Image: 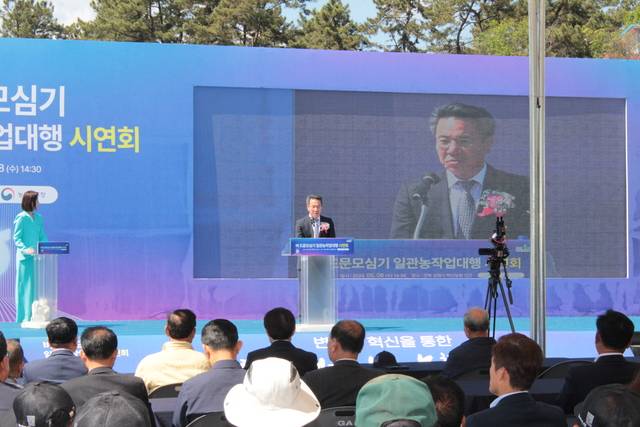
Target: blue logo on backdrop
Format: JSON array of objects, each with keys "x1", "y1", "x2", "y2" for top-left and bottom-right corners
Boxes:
[{"x1": 1, "y1": 188, "x2": 14, "y2": 201}]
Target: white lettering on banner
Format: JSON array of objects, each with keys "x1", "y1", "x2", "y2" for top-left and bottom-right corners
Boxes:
[{"x1": 0, "y1": 85, "x2": 65, "y2": 117}]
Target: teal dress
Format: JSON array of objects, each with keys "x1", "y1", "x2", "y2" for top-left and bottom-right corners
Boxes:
[{"x1": 13, "y1": 210, "x2": 47, "y2": 323}]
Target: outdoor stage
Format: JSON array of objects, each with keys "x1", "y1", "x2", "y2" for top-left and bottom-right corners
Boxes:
[{"x1": 1, "y1": 316, "x2": 634, "y2": 373}]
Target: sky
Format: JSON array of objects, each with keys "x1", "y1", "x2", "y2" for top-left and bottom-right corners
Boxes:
[{"x1": 50, "y1": 0, "x2": 379, "y2": 25}]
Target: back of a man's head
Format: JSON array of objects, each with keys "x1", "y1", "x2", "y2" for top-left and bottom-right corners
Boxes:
[
  {"x1": 7, "y1": 339, "x2": 24, "y2": 379},
  {"x1": 81, "y1": 326, "x2": 117, "y2": 361},
  {"x1": 13, "y1": 382, "x2": 75, "y2": 427},
  {"x1": 74, "y1": 391, "x2": 151, "y2": 427},
  {"x1": 0, "y1": 330, "x2": 8, "y2": 360},
  {"x1": 492, "y1": 333, "x2": 542, "y2": 391},
  {"x1": 0, "y1": 331, "x2": 8, "y2": 381},
  {"x1": 201, "y1": 319, "x2": 239, "y2": 351},
  {"x1": 575, "y1": 384, "x2": 640, "y2": 427},
  {"x1": 423, "y1": 375, "x2": 465, "y2": 427},
  {"x1": 596, "y1": 309, "x2": 634, "y2": 352},
  {"x1": 330, "y1": 320, "x2": 365, "y2": 354},
  {"x1": 46, "y1": 317, "x2": 78, "y2": 348},
  {"x1": 166, "y1": 309, "x2": 197, "y2": 340},
  {"x1": 263, "y1": 307, "x2": 296, "y2": 340},
  {"x1": 463, "y1": 308, "x2": 489, "y2": 337}
]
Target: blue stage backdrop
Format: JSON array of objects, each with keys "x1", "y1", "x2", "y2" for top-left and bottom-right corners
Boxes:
[{"x1": 0, "y1": 39, "x2": 639, "y2": 320}]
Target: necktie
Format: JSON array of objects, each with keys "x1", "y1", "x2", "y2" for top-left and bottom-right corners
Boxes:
[
  {"x1": 312, "y1": 219, "x2": 320, "y2": 238},
  {"x1": 457, "y1": 180, "x2": 476, "y2": 239}
]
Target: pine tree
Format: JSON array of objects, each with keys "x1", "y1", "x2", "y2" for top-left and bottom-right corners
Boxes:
[{"x1": 0, "y1": 0, "x2": 63, "y2": 38}]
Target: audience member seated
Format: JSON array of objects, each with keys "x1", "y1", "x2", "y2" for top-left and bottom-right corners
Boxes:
[
  {"x1": 135, "y1": 309, "x2": 209, "y2": 393},
  {"x1": 573, "y1": 384, "x2": 640, "y2": 427},
  {"x1": 7, "y1": 339, "x2": 25, "y2": 387},
  {"x1": 373, "y1": 350, "x2": 400, "y2": 369},
  {"x1": 0, "y1": 331, "x2": 22, "y2": 412},
  {"x1": 224, "y1": 357, "x2": 320, "y2": 427},
  {"x1": 423, "y1": 375, "x2": 465, "y2": 427},
  {"x1": 441, "y1": 307, "x2": 495, "y2": 379},
  {"x1": 12, "y1": 382, "x2": 75, "y2": 427},
  {"x1": 74, "y1": 390, "x2": 152, "y2": 427},
  {"x1": 244, "y1": 307, "x2": 318, "y2": 376},
  {"x1": 60, "y1": 326, "x2": 156, "y2": 425},
  {"x1": 173, "y1": 319, "x2": 245, "y2": 427},
  {"x1": 23, "y1": 317, "x2": 87, "y2": 384},
  {"x1": 557, "y1": 309, "x2": 638, "y2": 414},
  {"x1": 465, "y1": 333, "x2": 565, "y2": 427},
  {"x1": 303, "y1": 320, "x2": 383, "y2": 407},
  {"x1": 355, "y1": 374, "x2": 437, "y2": 427}
]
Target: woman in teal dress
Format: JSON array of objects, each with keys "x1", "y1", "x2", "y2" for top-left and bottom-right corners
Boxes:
[{"x1": 13, "y1": 191, "x2": 48, "y2": 323}]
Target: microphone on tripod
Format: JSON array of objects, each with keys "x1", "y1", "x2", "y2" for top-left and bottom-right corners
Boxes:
[{"x1": 412, "y1": 173, "x2": 440, "y2": 239}]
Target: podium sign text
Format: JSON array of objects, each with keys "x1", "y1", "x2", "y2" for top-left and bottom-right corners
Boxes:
[{"x1": 289, "y1": 238, "x2": 354, "y2": 256}]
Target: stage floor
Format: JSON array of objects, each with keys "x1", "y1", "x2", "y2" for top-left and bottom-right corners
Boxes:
[{"x1": 1, "y1": 316, "x2": 635, "y2": 373}]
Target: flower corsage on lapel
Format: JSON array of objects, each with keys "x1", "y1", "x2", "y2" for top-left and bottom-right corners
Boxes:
[{"x1": 477, "y1": 190, "x2": 515, "y2": 217}]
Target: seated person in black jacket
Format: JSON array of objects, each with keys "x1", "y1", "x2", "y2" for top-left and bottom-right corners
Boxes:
[
  {"x1": 557, "y1": 309, "x2": 639, "y2": 413},
  {"x1": 244, "y1": 307, "x2": 318, "y2": 376},
  {"x1": 303, "y1": 320, "x2": 383, "y2": 408},
  {"x1": 441, "y1": 307, "x2": 495, "y2": 379},
  {"x1": 466, "y1": 333, "x2": 565, "y2": 427}
]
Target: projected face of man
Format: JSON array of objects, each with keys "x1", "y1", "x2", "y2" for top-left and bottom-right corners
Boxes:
[
  {"x1": 435, "y1": 117, "x2": 493, "y2": 180},
  {"x1": 307, "y1": 198, "x2": 322, "y2": 220}
]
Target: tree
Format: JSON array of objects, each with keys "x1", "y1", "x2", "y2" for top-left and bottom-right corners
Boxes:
[
  {"x1": 81, "y1": 0, "x2": 187, "y2": 42},
  {"x1": 473, "y1": 16, "x2": 528, "y2": 56},
  {"x1": 293, "y1": 0, "x2": 369, "y2": 50},
  {"x1": 368, "y1": 0, "x2": 428, "y2": 52},
  {"x1": 205, "y1": 0, "x2": 292, "y2": 46},
  {"x1": 0, "y1": 0, "x2": 63, "y2": 38}
]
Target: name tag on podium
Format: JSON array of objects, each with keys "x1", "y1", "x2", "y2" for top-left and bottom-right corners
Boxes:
[
  {"x1": 38, "y1": 241, "x2": 70, "y2": 255},
  {"x1": 289, "y1": 238, "x2": 354, "y2": 256}
]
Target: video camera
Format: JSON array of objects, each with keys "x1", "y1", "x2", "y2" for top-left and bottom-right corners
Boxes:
[{"x1": 478, "y1": 216, "x2": 509, "y2": 259}]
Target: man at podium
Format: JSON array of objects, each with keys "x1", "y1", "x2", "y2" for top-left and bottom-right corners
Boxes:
[{"x1": 295, "y1": 195, "x2": 335, "y2": 238}]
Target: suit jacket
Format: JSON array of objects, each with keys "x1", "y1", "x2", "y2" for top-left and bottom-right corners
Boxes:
[
  {"x1": 60, "y1": 366, "x2": 155, "y2": 425},
  {"x1": 295, "y1": 215, "x2": 336, "y2": 238},
  {"x1": 390, "y1": 165, "x2": 529, "y2": 239},
  {"x1": 173, "y1": 359, "x2": 246, "y2": 427},
  {"x1": 441, "y1": 336, "x2": 496, "y2": 379},
  {"x1": 557, "y1": 354, "x2": 640, "y2": 413},
  {"x1": 0, "y1": 381, "x2": 21, "y2": 411},
  {"x1": 244, "y1": 340, "x2": 318, "y2": 377},
  {"x1": 302, "y1": 359, "x2": 383, "y2": 408},
  {"x1": 23, "y1": 349, "x2": 88, "y2": 384},
  {"x1": 466, "y1": 392, "x2": 565, "y2": 427}
]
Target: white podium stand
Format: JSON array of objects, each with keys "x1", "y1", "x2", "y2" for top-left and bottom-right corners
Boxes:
[{"x1": 21, "y1": 242, "x2": 69, "y2": 329}]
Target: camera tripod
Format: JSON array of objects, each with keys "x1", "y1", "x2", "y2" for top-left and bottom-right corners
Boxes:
[
  {"x1": 484, "y1": 252, "x2": 516, "y2": 337},
  {"x1": 479, "y1": 216, "x2": 516, "y2": 338}
]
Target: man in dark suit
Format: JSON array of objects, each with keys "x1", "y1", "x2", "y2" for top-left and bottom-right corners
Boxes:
[
  {"x1": 441, "y1": 307, "x2": 496, "y2": 379},
  {"x1": 0, "y1": 331, "x2": 21, "y2": 413},
  {"x1": 23, "y1": 317, "x2": 87, "y2": 384},
  {"x1": 303, "y1": 320, "x2": 383, "y2": 408},
  {"x1": 391, "y1": 103, "x2": 529, "y2": 239},
  {"x1": 466, "y1": 333, "x2": 565, "y2": 427},
  {"x1": 245, "y1": 307, "x2": 317, "y2": 376},
  {"x1": 295, "y1": 195, "x2": 336, "y2": 238},
  {"x1": 60, "y1": 326, "x2": 156, "y2": 425},
  {"x1": 173, "y1": 319, "x2": 245, "y2": 427},
  {"x1": 557, "y1": 309, "x2": 638, "y2": 413}
]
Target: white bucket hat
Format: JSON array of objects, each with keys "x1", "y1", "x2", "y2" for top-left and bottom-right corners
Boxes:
[{"x1": 224, "y1": 357, "x2": 321, "y2": 427}]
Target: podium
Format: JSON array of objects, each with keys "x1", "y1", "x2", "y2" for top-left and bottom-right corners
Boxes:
[
  {"x1": 284, "y1": 238, "x2": 354, "y2": 327},
  {"x1": 22, "y1": 241, "x2": 69, "y2": 328}
]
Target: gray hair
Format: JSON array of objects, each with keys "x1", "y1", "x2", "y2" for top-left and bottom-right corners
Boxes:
[
  {"x1": 306, "y1": 194, "x2": 323, "y2": 206},
  {"x1": 429, "y1": 103, "x2": 496, "y2": 140},
  {"x1": 463, "y1": 308, "x2": 490, "y2": 332}
]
